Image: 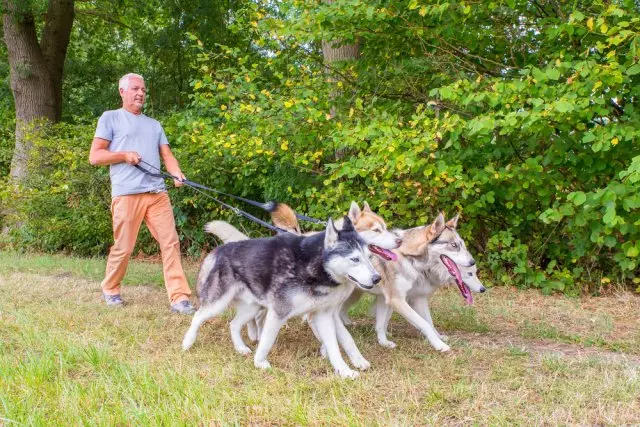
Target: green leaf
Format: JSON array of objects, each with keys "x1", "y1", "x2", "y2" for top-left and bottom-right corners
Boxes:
[
  {"x1": 604, "y1": 235, "x2": 617, "y2": 248},
  {"x1": 592, "y1": 141, "x2": 603, "y2": 152},
  {"x1": 571, "y1": 191, "x2": 586, "y2": 206},
  {"x1": 625, "y1": 63, "x2": 640, "y2": 75},
  {"x1": 555, "y1": 100, "x2": 574, "y2": 113},
  {"x1": 603, "y1": 207, "x2": 616, "y2": 225},
  {"x1": 546, "y1": 68, "x2": 560, "y2": 80},
  {"x1": 625, "y1": 245, "x2": 639, "y2": 258},
  {"x1": 531, "y1": 67, "x2": 546, "y2": 82}
]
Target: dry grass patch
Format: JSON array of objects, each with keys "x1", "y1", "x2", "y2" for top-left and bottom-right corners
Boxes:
[{"x1": 1, "y1": 255, "x2": 640, "y2": 425}]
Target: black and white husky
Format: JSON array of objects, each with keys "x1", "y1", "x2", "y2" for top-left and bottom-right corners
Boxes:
[{"x1": 182, "y1": 217, "x2": 381, "y2": 378}]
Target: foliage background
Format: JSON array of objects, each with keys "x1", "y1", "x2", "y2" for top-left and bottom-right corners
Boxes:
[{"x1": 1, "y1": 0, "x2": 639, "y2": 294}]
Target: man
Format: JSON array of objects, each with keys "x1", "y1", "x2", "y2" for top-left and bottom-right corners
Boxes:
[{"x1": 89, "y1": 73, "x2": 195, "y2": 314}]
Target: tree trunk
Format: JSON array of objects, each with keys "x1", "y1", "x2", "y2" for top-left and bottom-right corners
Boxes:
[
  {"x1": 2, "y1": 0, "x2": 74, "y2": 181},
  {"x1": 321, "y1": 0, "x2": 359, "y2": 158}
]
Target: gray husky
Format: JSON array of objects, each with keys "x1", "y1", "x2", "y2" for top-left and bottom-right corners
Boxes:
[{"x1": 182, "y1": 217, "x2": 381, "y2": 378}]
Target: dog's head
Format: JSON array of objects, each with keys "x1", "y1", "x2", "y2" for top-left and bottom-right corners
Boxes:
[
  {"x1": 348, "y1": 201, "x2": 401, "y2": 262},
  {"x1": 400, "y1": 213, "x2": 485, "y2": 304},
  {"x1": 323, "y1": 216, "x2": 381, "y2": 290}
]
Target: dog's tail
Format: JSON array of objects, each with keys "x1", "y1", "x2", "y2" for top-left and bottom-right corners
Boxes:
[
  {"x1": 204, "y1": 220, "x2": 249, "y2": 243},
  {"x1": 267, "y1": 202, "x2": 301, "y2": 235}
]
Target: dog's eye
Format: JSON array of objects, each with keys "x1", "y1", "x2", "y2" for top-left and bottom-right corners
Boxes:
[
  {"x1": 350, "y1": 257, "x2": 361, "y2": 263},
  {"x1": 451, "y1": 242, "x2": 459, "y2": 249}
]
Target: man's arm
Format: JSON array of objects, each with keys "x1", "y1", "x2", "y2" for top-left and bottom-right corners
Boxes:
[
  {"x1": 89, "y1": 137, "x2": 141, "y2": 166},
  {"x1": 160, "y1": 144, "x2": 185, "y2": 187}
]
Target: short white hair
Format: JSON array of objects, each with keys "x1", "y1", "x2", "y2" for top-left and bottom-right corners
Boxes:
[{"x1": 119, "y1": 73, "x2": 144, "y2": 90}]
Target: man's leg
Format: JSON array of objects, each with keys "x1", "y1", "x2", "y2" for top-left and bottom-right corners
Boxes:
[
  {"x1": 144, "y1": 192, "x2": 191, "y2": 304},
  {"x1": 101, "y1": 195, "x2": 145, "y2": 298}
]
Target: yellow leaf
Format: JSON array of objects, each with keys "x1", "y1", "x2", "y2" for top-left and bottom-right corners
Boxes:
[
  {"x1": 280, "y1": 142, "x2": 289, "y2": 151},
  {"x1": 600, "y1": 24, "x2": 608, "y2": 34},
  {"x1": 587, "y1": 17, "x2": 594, "y2": 31},
  {"x1": 349, "y1": 108, "x2": 354, "y2": 117},
  {"x1": 220, "y1": 104, "x2": 227, "y2": 111},
  {"x1": 245, "y1": 75, "x2": 251, "y2": 82},
  {"x1": 419, "y1": 6, "x2": 427, "y2": 16},
  {"x1": 194, "y1": 81, "x2": 202, "y2": 89},
  {"x1": 611, "y1": 137, "x2": 619, "y2": 146},
  {"x1": 284, "y1": 100, "x2": 294, "y2": 108},
  {"x1": 217, "y1": 83, "x2": 226, "y2": 90}
]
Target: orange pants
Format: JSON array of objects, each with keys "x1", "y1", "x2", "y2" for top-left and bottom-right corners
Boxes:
[{"x1": 101, "y1": 192, "x2": 191, "y2": 304}]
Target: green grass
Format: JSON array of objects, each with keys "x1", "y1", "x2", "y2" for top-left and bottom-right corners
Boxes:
[{"x1": 1, "y1": 252, "x2": 640, "y2": 425}]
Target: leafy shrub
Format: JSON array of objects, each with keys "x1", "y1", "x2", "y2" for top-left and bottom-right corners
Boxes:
[{"x1": 2, "y1": 1, "x2": 639, "y2": 293}]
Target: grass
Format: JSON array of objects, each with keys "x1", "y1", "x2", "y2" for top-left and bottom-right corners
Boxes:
[{"x1": 1, "y1": 252, "x2": 640, "y2": 425}]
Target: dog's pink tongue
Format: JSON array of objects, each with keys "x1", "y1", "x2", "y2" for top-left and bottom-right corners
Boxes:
[
  {"x1": 463, "y1": 287, "x2": 474, "y2": 305},
  {"x1": 381, "y1": 248, "x2": 397, "y2": 261},
  {"x1": 370, "y1": 245, "x2": 398, "y2": 261},
  {"x1": 442, "y1": 256, "x2": 473, "y2": 305}
]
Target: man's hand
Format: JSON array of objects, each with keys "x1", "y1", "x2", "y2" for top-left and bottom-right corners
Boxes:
[
  {"x1": 123, "y1": 151, "x2": 141, "y2": 165},
  {"x1": 173, "y1": 172, "x2": 186, "y2": 188}
]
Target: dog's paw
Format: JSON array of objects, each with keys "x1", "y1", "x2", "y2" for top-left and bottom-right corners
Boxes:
[
  {"x1": 352, "y1": 357, "x2": 371, "y2": 371},
  {"x1": 234, "y1": 345, "x2": 252, "y2": 355},
  {"x1": 436, "y1": 343, "x2": 451, "y2": 353},
  {"x1": 319, "y1": 345, "x2": 327, "y2": 359},
  {"x1": 336, "y1": 368, "x2": 360, "y2": 379},
  {"x1": 181, "y1": 334, "x2": 196, "y2": 351},
  {"x1": 378, "y1": 339, "x2": 397, "y2": 349},
  {"x1": 254, "y1": 359, "x2": 272, "y2": 370}
]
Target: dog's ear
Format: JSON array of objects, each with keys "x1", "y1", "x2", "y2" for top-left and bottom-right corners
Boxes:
[
  {"x1": 324, "y1": 217, "x2": 339, "y2": 248},
  {"x1": 362, "y1": 201, "x2": 372, "y2": 213},
  {"x1": 446, "y1": 213, "x2": 460, "y2": 229},
  {"x1": 341, "y1": 215, "x2": 355, "y2": 233},
  {"x1": 397, "y1": 226, "x2": 427, "y2": 257},
  {"x1": 348, "y1": 201, "x2": 361, "y2": 222},
  {"x1": 425, "y1": 212, "x2": 446, "y2": 242}
]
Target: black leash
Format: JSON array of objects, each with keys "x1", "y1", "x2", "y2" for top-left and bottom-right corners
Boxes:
[{"x1": 133, "y1": 160, "x2": 324, "y2": 234}]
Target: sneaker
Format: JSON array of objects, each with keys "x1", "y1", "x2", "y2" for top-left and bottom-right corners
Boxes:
[
  {"x1": 170, "y1": 300, "x2": 196, "y2": 315},
  {"x1": 104, "y1": 293, "x2": 123, "y2": 307}
]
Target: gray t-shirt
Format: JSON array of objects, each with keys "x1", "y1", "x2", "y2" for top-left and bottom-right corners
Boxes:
[{"x1": 94, "y1": 108, "x2": 168, "y2": 197}]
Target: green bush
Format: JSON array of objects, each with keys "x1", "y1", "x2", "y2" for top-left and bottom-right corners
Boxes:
[{"x1": 1, "y1": 0, "x2": 639, "y2": 293}]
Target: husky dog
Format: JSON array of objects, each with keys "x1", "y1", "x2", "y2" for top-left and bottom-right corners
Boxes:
[
  {"x1": 270, "y1": 206, "x2": 486, "y2": 352},
  {"x1": 206, "y1": 201, "x2": 401, "y2": 341},
  {"x1": 182, "y1": 217, "x2": 381, "y2": 378},
  {"x1": 353, "y1": 213, "x2": 486, "y2": 350}
]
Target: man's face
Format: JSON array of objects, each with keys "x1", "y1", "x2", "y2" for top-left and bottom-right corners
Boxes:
[{"x1": 120, "y1": 77, "x2": 146, "y2": 112}]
